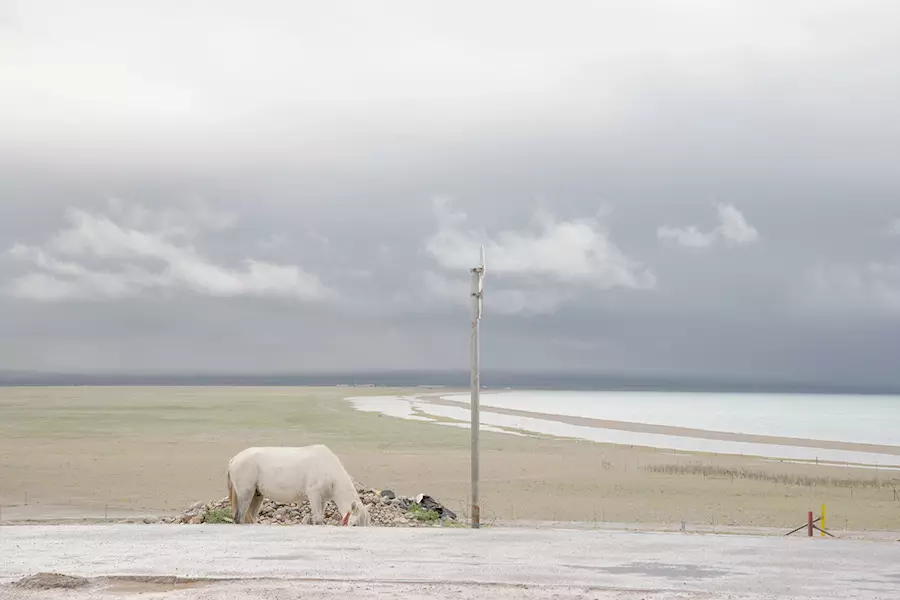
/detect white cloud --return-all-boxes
[658,203,759,248]
[426,198,655,290]
[4,202,331,302]
[717,203,760,244]
[656,225,718,249]
[422,199,654,315]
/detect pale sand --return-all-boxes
[1,386,898,531]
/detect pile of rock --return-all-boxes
[166,484,458,527]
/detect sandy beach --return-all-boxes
[1,386,898,531]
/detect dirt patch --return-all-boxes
[11,572,90,589]
[100,576,212,594]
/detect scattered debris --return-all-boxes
[166,483,460,527]
[415,493,457,521]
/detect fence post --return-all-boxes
[807,511,813,537]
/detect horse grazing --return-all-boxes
[227,444,371,526]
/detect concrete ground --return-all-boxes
[1,525,898,599]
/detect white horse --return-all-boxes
[227,444,371,526]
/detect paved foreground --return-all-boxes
[0,525,898,599]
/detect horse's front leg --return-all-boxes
[307,489,325,525]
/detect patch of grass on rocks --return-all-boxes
[407,504,440,523]
[203,508,234,524]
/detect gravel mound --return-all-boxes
[166,484,459,527]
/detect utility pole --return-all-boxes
[470,245,485,529]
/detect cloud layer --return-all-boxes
[2,1,900,384]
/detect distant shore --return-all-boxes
[1,386,899,532]
[5,370,900,395]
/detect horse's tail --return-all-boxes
[227,469,241,524]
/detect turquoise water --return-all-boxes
[441,390,900,446]
[349,391,900,467]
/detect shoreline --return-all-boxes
[425,394,900,456]
[349,392,900,469]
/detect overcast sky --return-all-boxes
[2,0,900,384]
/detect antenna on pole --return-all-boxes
[470,244,485,529]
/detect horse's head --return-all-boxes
[343,500,371,527]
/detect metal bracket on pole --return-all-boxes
[784,514,834,538]
[470,246,485,529]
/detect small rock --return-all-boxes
[380,489,396,500]
[143,516,159,524]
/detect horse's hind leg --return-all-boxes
[247,490,264,524]
[308,489,325,525]
[231,485,255,524]
[228,473,246,524]
[232,495,244,524]
[228,474,239,523]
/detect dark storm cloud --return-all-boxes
[2,0,900,384]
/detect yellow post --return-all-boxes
[821,503,826,537]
